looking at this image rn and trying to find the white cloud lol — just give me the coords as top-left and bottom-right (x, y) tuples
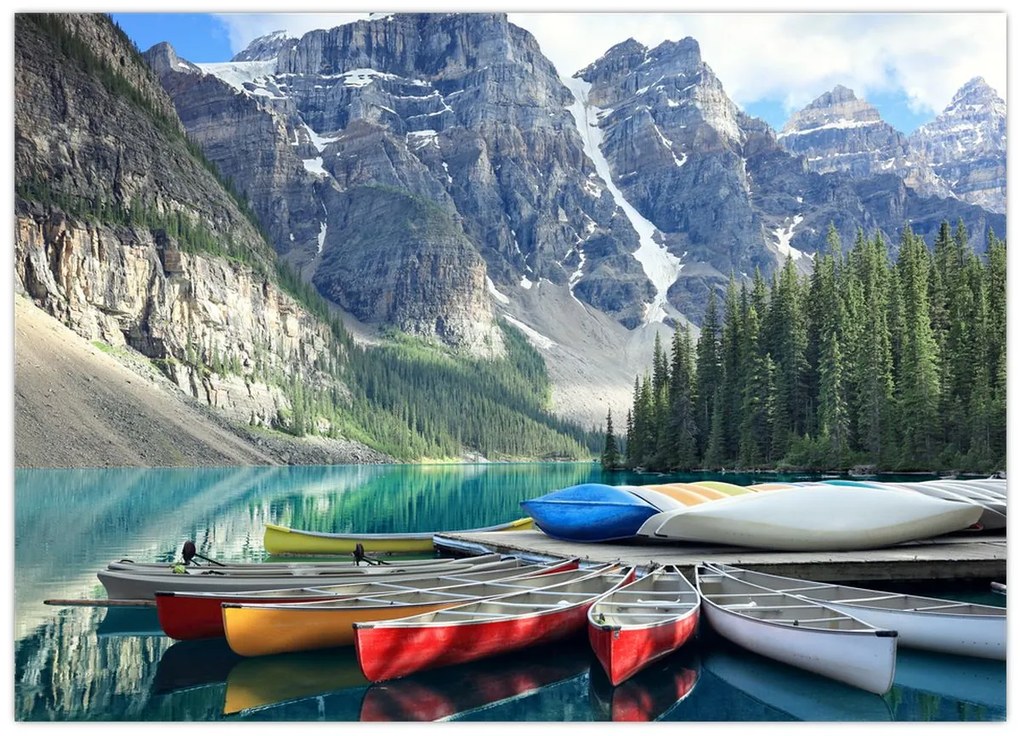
(214, 8), (1005, 120)
(511, 13), (1005, 117)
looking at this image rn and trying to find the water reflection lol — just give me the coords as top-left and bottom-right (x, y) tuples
(223, 648), (368, 716)
(360, 637), (593, 721)
(698, 643), (893, 721)
(888, 649), (1007, 719)
(588, 649), (701, 721)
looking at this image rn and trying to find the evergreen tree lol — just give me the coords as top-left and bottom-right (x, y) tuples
(894, 226), (941, 468)
(694, 292), (722, 457)
(668, 326), (698, 469)
(600, 409), (621, 471)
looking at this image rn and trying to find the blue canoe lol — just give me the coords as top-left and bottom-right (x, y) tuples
(520, 484), (659, 543)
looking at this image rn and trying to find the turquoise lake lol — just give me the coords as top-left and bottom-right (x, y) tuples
(13, 463), (1007, 722)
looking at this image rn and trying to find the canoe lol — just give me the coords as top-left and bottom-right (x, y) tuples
(156, 558), (578, 640)
(622, 486), (687, 512)
(587, 565), (700, 685)
(520, 484), (660, 542)
(353, 565), (637, 682)
(694, 563), (898, 695)
(655, 483), (731, 501)
(587, 650), (700, 722)
(639, 484), (719, 506)
(688, 481), (753, 496)
(859, 482), (1006, 531)
(107, 553), (497, 574)
(263, 517), (535, 556)
(637, 484), (982, 551)
(221, 567), (602, 656)
(706, 562), (1006, 660)
(99, 554), (507, 600)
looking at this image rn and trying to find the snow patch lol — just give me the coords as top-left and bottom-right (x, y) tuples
(303, 157), (326, 176)
(406, 130), (439, 149)
(341, 68), (399, 88)
(502, 315), (555, 350)
(564, 76), (682, 325)
(304, 124), (341, 152)
(197, 60), (278, 92)
(772, 214), (808, 261)
(651, 123), (687, 168)
(486, 277), (510, 304)
(520, 276), (534, 290)
(777, 119), (882, 139)
(317, 221), (327, 254)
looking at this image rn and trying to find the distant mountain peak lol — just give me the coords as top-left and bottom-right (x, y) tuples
(781, 85), (881, 135)
(231, 29), (295, 62)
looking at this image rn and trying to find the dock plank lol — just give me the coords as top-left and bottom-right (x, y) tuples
(434, 531), (1006, 584)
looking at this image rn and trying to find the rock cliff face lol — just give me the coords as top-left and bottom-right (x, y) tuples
(909, 77), (1006, 213)
(778, 85), (951, 199)
(574, 38), (1004, 322)
(149, 13), (656, 337)
(14, 14), (349, 431)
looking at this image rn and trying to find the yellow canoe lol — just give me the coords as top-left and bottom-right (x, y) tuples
(642, 484), (719, 506)
(264, 517), (535, 556)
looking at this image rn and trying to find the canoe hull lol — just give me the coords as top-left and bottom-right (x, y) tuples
(646, 486), (982, 550)
(157, 591), (331, 641)
(224, 601), (463, 656)
(264, 518), (535, 556)
(816, 601), (1005, 660)
(701, 599), (896, 695)
(521, 484), (658, 542)
(354, 604), (592, 683)
(589, 610), (699, 686)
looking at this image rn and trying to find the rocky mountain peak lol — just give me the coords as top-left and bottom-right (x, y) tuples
(142, 41), (201, 78)
(781, 85), (880, 136)
(950, 76), (1000, 106)
(232, 29), (294, 61)
(908, 76), (1005, 213)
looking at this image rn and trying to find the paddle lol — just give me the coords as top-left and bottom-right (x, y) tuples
(181, 540), (226, 567)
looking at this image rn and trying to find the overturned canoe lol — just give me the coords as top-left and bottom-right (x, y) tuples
(638, 484), (982, 551)
(264, 517), (535, 556)
(521, 484), (659, 542)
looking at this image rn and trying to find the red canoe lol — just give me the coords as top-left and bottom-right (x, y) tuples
(587, 565), (700, 686)
(155, 557), (578, 640)
(354, 564), (636, 683)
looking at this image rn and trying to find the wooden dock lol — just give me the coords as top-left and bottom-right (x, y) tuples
(435, 531), (1006, 585)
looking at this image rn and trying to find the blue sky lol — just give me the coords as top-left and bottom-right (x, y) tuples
(111, 11), (1005, 135)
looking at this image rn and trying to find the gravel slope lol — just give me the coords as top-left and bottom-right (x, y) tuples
(13, 296), (392, 468)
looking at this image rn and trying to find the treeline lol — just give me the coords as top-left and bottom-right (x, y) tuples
(613, 223), (1006, 473)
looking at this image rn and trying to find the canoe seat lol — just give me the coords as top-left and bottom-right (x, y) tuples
(597, 600), (693, 608)
(721, 603), (822, 612)
(769, 615), (855, 624)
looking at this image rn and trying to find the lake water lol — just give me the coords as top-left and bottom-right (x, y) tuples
(13, 463), (1006, 722)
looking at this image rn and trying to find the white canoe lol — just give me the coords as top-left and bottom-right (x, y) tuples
(638, 485), (982, 551)
(695, 564), (898, 695)
(107, 553), (502, 574)
(704, 562), (1006, 660)
(99, 555), (510, 600)
(885, 483), (1006, 531)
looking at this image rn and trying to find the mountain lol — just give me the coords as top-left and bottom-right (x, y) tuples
(146, 14), (657, 346)
(573, 38), (1003, 320)
(909, 77), (1006, 213)
(777, 85), (951, 199)
(14, 13), (596, 465)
